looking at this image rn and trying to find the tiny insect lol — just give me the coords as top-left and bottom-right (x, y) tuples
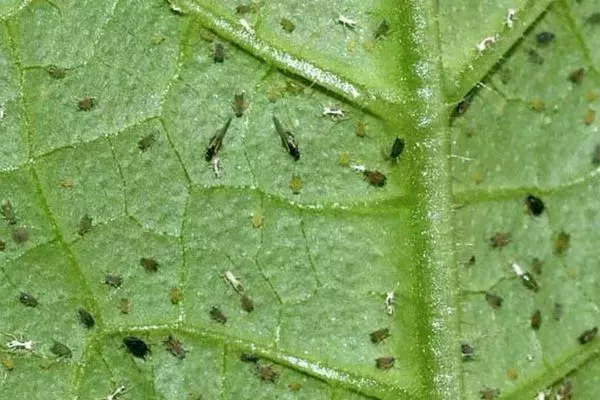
(210, 306), (227, 324)
(593, 144), (600, 166)
(235, 4), (251, 14)
(78, 308), (95, 328)
(506, 368), (519, 380)
(479, 388), (500, 399)
(527, 48), (544, 65)
(338, 14), (357, 29)
(223, 270), (245, 294)
(525, 194), (545, 216)
(46, 65), (66, 79)
(322, 105), (347, 120)
(6, 337), (35, 352)
(119, 297), (131, 314)
(510, 262), (539, 292)
(289, 176), (303, 194)
(19, 292), (38, 307)
(475, 36), (497, 53)
(584, 108), (596, 126)
(390, 137), (405, 159)
(105, 274), (123, 288)
(375, 356), (395, 370)
(272, 116), (300, 161)
(239, 18), (255, 34)
(452, 88), (477, 117)
(138, 133), (157, 151)
(467, 255), (476, 265)
(578, 327), (597, 344)
(485, 292), (503, 309)
(123, 336), (150, 358)
(489, 232), (510, 248)
(535, 31), (555, 46)
(553, 302), (563, 321)
(50, 340), (72, 358)
(205, 117), (233, 162)
(374, 19), (390, 40)
(164, 334), (186, 359)
(241, 294), (254, 312)
(0, 239), (5, 251)
(12, 227), (28, 244)
(213, 42), (225, 63)
(211, 155), (222, 178)
(556, 380), (573, 399)
(77, 96), (96, 111)
(78, 214), (93, 236)
(568, 68), (585, 84)
(0, 201), (14, 225)
(256, 363), (278, 382)
(531, 258), (543, 275)
(104, 385), (127, 400)
(364, 170), (387, 187)
(384, 290), (396, 315)
(505, 8), (517, 29)
(530, 309), (542, 330)
(59, 178), (76, 188)
(370, 328), (390, 343)
(2, 358), (14, 371)
(240, 353), (259, 363)
(140, 257), (159, 272)
(251, 212), (264, 228)
(232, 93), (247, 117)
(280, 18), (295, 33)
(553, 231), (570, 254)
(169, 287), (182, 304)
(461, 343), (475, 360)
(288, 382), (302, 391)
(356, 120), (366, 137)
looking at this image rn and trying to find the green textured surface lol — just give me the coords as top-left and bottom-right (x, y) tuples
(0, 0), (599, 399)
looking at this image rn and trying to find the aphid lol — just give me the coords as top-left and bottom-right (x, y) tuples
(239, 18), (255, 34)
(322, 105), (347, 120)
(364, 170), (387, 187)
(525, 194), (545, 216)
(78, 308), (95, 328)
(461, 343), (475, 360)
(105, 274), (123, 288)
(280, 18), (295, 33)
(527, 48), (544, 65)
(241, 294), (254, 312)
(211, 155), (222, 179)
(506, 368), (519, 380)
(390, 137), (405, 159)
(119, 297), (131, 314)
(338, 14), (358, 29)
(584, 108), (596, 126)
(475, 36), (497, 53)
(19, 292), (38, 307)
(375, 356), (395, 370)
(169, 287), (182, 304)
(505, 8), (517, 29)
(12, 227), (28, 244)
(288, 382), (302, 391)
(532, 258), (543, 275)
(289, 176), (303, 194)
(59, 178), (76, 188)
(210, 306), (227, 324)
(356, 120), (366, 137)
(479, 388), (500, 399)
(272, 116), (300, 161)
(232, 93), (246, 117)
(77, 96), (96, 111)
(530, 309), (542, 330)
(138, 133), (157, 151)
(0, 239), (5, 251)
(6, 338), (35, 351)
(235, 4), (251, 14)
(213, 42), (225, 63)
(370, 328), (390, 344)
(140, 257), (159, 272)
(46, 65), (66, 79)
(205, 117), (233, 162)
(489, 232), (510, 248)
(510, 262), (539, 292)
(339, 151), (350, 166)
(78, 214), (93, 236)
(2, 358), (14, 371)
(586, 12), (600, 25)
(452, 88), (477, 117)
(123, 336), (150, 358)
(485, 292), (503, 309)
(2, 200), (16, 225)
(467, 255), (476, 265)
(240, 353), (259, 363)
(553, 302), (563, 321)
(50, 340), (72, 358)
(223, 270), (245, 294)
(384, 290), (396, 315)
(104, 385), (127, 400)
(164, 334), (186, 359)
(578, 327), (597, 344)
(374, 19), (390, 40)
(568, 68), (585, 84)
(553, 231), (570, 254)
(593, 144), (600, 165)
(256, 363), (278, 382)
(535, 31), (555, 46)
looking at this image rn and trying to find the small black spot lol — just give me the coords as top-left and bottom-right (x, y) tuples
(568, 68), (585, 84)
(535, 31), (555, 46)
(374, 19), (390, 40)
(123, 336), (150, 358)
(138, 133), (157, 151)
(19, 292), (38, 307)
(485, 292), (503, 309)
(0, 239), (5, 251)
(213, 42), (225, 63)
(375, 356), (395, 370)
(363, 170), (387, 187)
(78, 308), (95, 328)
(461, 343), (475, 360)
(593, 144), (600, 165)
(140, 257), (159, 272)
(452, 87), (478, 118)
(205, 117), (232, 162)
(210, 306), (227, 324)
(105, 274), (123, 288)
(280, 18), (296, 33)
(241, 294), (254, 312)
(553, 303), (563, 321)
(50, 340), (72, 358)
(520, 272), (539, 292)
(240, 353), (259, 363)
(78, 214), (92, 236)
(530, 310), (542, 330)
(578, 327), (597, 344)
(526, 195), (545, 216)
(12, 227), (28, 244)
(467, 255), (476, 265)
(370, 328), (390, 344)
(390, 137), (405, 159)
(77, 97), (96, 111)
(272, 116), (300, 161)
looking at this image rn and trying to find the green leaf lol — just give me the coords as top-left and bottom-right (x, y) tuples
(0, 0), (598, 399)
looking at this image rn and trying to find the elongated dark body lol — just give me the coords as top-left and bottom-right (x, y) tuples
(205, 117), (233, 162)
(272, 116), (300, 161)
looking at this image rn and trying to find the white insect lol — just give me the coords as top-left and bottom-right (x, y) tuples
(0, 105), (4, 121)
(223, 270), (245, 294)
(322, 105), (347, 120)
(337, 14), (357, 29)
(475, 36), (497, 53)
(510, 261), (525, 277)
(535, 390), (548, 400)
(6, 338), (35, 351)
(239, 18), (255, 34)
(506, 8), (517, 29)
(104, 385), (127, 400)
(211, 156), (222, 179)
(384, 290), (396, 315)
(350, 164), (366, 173)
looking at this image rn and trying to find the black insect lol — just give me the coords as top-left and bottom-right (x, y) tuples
(140, 257), (159, 272)
(520, 273), (539, 292)
(364, 170), (387, 187)
(205, 117), (233, 162)
(77, 97), (96, 111)
(232, 93), (246, 117)
(138, 133), (157, 151)
(123, 336), (150, 358)
(452, 87), (478, 118)
(241, 294), (254, 312)
(273, 116), (300, 160)
(375, 356), (395, 370)
(568, 68), (585, 84)
(370, 328), (390, 344)
(374, 19), (390, 40)
(51, 340), (72, 358)
(213, 42), (225, 63)
(0, 239), (5, 251)
(525, 194), (544, 216)
(78, 308), (95, 328)
(461, 343), (475, 360)
(578, 327), (597, 344)
(1, 200), (16, 225)
(240, 353), (259, 363)
(593, 144), (600, 165)
(105, 274), (123, 288)
(535, 31), (555, 46)
(236, 4), (251, 14)
(485, 292), (503, 309)
(530, 310), (541, 330)
(164, 335), (186, 359)
(390, 137), (405, 159)
(553, 303), (563, 321)
(12, 227), (28, 244)
(19, 292), (38, 307)
(78, 214), (92, 236)
(210, 306), (227, 324)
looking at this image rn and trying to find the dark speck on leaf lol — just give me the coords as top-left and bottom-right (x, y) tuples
(236, 4), (251, 14)
(213, 42), (225, 63)
(390, 137), (405, 159)
(78, 214), (92, 236)
(530, 309), (542, 330)
(256, 363), (278, 382)
(51, 340), (72, 358)
(140, 257), (159, 272)
(554, 231), (570, 254)
(535, 31), (555, 46)
(169, 287), (182, 304)
(593, 144), (600, 165)
(525, 194), (545, 216)
(553, 302), (563, 321)
(77, 97), (96, 111)
(232, 93), (246, 117)
(479, 388), (500, 399)
(241, 294), (254, 312)
(2, 200), (17, 225)
(568, 68), (585, 84)
(0, 239), (5, 251)
(364, 170), (387, 187)
(78, 308), (95, 328)
(280, 18), (296, 33)
(19, 292), (38, 307)
(375, 356), (395, 370)
(489, 232), (510, 248)
(485, 292), (503, 309)
(240, 353), (259, 363)
(164, 335), (186, 359)
(374, 19), (390, 40)
(586, 12), (600, 25)
(578, 327), (597, 344)
(452, 87), (478, 118)
(370, 328), (390, 344)
(138, 133), (156, 151)
(46, 65), (66, 79)
(210, 306), (227, 324)
(123, 336), (150, 358)
(105, 274), (123, 288)
(12, 227), (28, 244)
(461, 343), (475, 360)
